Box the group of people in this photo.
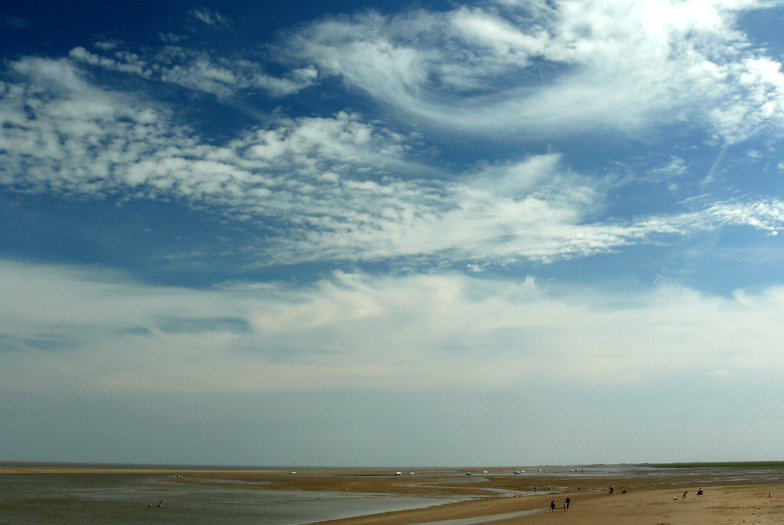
[550,497,571,511]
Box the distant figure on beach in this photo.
[550,500,556,511]
[609,486,614,495]
[682,491,687,500]
[158,500,163,508]
[697,488,703,495]
[565,497,571,510]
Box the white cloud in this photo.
[60,1,784,141]
[69,46,151,77]
[4,56,784,268]
[190,8,232,30]
[160,57,240,98]
[2,261,784,396]
[0,58,170,191]
[68,41,317,98]
[282,0,784,141]
[0,57,402,196]
[94,41,117,51]
[709,55,784,143]
[646,156,690,191]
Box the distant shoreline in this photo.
[3,460,784,471]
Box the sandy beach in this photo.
[302,465,784,525]
[1,464,782,524]
[317,485,784,524]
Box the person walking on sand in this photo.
[550,500,556,512]
[565,497,571,510]
[682,491,687,500]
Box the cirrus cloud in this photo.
[282,0,784,142]
[3,55,784,269]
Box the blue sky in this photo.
[3,0,784,466]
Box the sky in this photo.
[2,0,784,467]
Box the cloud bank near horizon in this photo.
[2,260,782,395]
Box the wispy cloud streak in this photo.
[282,0,784,141]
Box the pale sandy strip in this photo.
[316,485,784,525]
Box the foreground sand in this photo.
[318,485,783,524]
[2,465,782,524]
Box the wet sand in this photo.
[1,464,782,524]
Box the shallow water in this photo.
[0,473,458,524]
